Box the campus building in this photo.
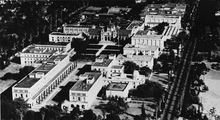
[123,44,160,58]
[20,43,72,66]
[106,82,132,98]
[103,70,146,89]
[131,30,165,50]
[62,72,104,111]
[49,32,86,43]
[91,54,117,78]
[116,54,154,69]
[140,4,186,28]
[63,24,92,34]
[12,53,77,109]
[162,26,180,40]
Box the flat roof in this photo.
[126,21,143,30]
[124,44,158,51]
[111,65,123,69]
[133,34,163,39]
[86,6,102,12]
[135,30,149,36]
[70,72,101,91]
[22,43,68,53]
[15,55,67,88]
[92,59,113,67]
[50,32,80,36]
[106,82,128,91]
[117,54,153,62]
[15,77,40,88]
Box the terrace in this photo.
[70,72,101,91]
[106,82,128,91]
[92,59,113,67]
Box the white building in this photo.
[131,30,165,50]
[62,72,104,111]
[116,54,154,69]
[91,54,116,78]
[63,24,92,34]
[140,4,186,28]
[12,53,77,109]
[106,82,132,98]
[20,43,71,66]
[123,44,160,58]
[103,70,146,89]
[126,20,145,36]
[49,32,85,43]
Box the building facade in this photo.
[116,54,154,69]
[49,32,85,43]
[12,53,77,110]
[131,30,165,51]
[123,44,160,58]
[20,43,71,66]
[62,72,104,111]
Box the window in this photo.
[78,97,81,101]
[26,95,28,98]
[21,94,23,98]
[82,105,85,109]
[15,94,17,97]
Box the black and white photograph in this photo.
[0,0,220,120]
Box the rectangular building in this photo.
[62,72,103,111]
[123,44,160,58]
[12,54,77,109]
[106,82,132,98]
[20,43,71,66]
[49,32,85,43]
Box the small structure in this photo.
[106,82,132,98]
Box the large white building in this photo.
[131,30,165,50]
[63,24,92,34]
[123,44,160,58]
[12,53,77,109]
[62,72,104,111]
[20,43,72,66]
[140,4,186,28]
[91,54,116,78]
[116,54,154,69]
[49,32,86,43]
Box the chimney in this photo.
[35,72,44,78]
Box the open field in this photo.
[199,61,220,115]
[0,62,21,93]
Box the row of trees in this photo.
[122,61,152,76]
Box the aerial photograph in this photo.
[0,0,220,120]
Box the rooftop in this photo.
[106,82,128,91]
[22,43,68,53]
[124,44,158,51]
[126,21,143,30]
[117,54,153,62]
[88,28,101,35]
[111,65,123,69]
[86,6,102,12]
[15,77,40,88]
[50,32,80,36]
[108,7,131,14]
[92,59,113,67]
[15,55,67,88]
[70,72,101,91]
[117,29,131,36]
[135,30,150,36]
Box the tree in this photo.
[131,80,164,101]
[81,109,97,120]
[152,22,169,34]
[13,98,29,120]
[123,61,139,74]
[40,105,62,120]
[23,110,35,120]
[106,113,121,120]
[71,38,89,55]
[96,96,128,115]
[139,66,152,76]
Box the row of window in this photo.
[71,93,86,96]
[72,96,86,102]
[15,93,28,98]
[24,54,50,58]
[14,89,28,93]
